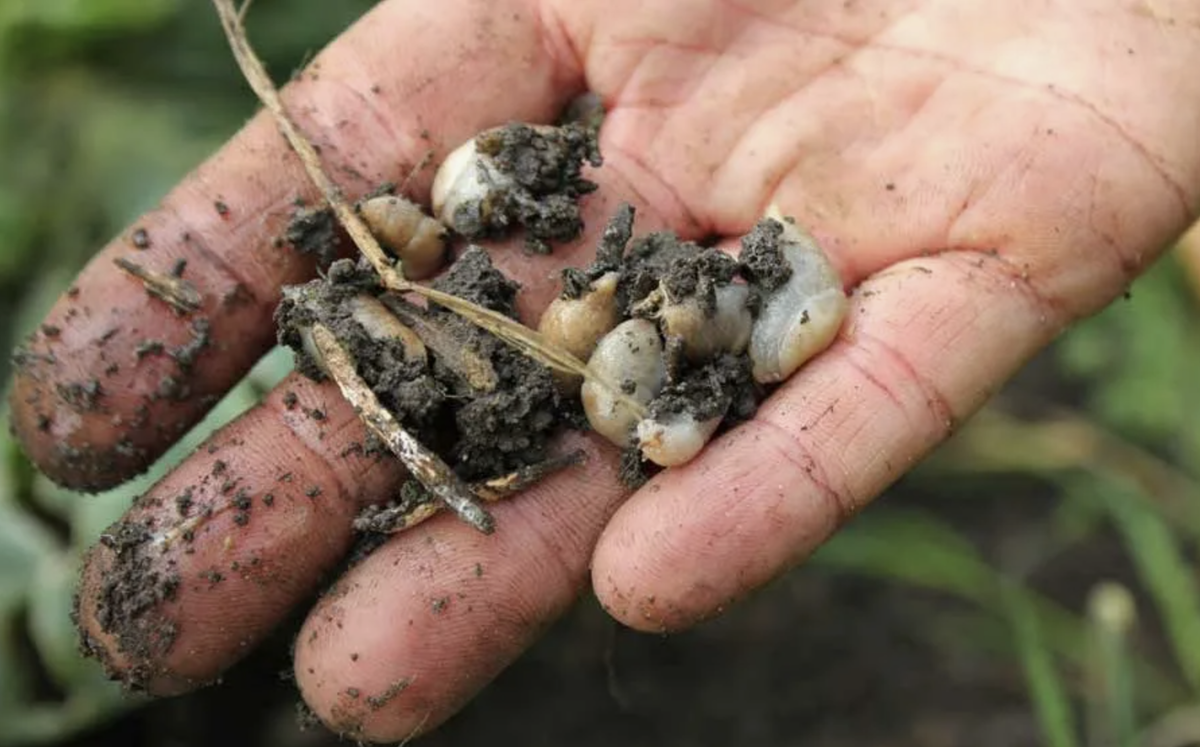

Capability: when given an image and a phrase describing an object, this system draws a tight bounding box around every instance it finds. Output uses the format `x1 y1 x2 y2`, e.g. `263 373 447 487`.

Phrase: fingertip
590 506 732 635
293 434 628 742
6 200 305 492
70 373 404 695
292 526 517 741
75 533 204 696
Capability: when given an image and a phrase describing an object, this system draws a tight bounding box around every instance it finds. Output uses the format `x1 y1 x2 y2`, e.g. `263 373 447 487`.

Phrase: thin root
114 256 202 315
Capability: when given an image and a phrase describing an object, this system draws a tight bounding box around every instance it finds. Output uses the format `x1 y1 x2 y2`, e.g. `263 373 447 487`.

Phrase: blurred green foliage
0 0 379 376
0 1 374 743
813 252 1200 746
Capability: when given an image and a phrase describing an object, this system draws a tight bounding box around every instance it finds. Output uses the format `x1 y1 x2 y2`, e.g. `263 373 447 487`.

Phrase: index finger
8 0 583 491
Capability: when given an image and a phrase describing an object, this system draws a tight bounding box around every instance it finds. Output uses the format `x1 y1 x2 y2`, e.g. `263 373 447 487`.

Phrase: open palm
10 0 1200 741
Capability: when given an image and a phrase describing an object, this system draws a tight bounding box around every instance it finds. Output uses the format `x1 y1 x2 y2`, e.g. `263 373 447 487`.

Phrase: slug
656 283 753 363
745 213 847 384
537 271 621 363
430 122 601 252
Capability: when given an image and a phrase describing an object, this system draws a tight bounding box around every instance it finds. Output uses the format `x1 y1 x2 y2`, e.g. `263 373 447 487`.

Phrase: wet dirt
284 202 347 268
738 217 795 294
560 206 773 481
78 518 182 691
448 122 602 254
277 246 564 494
648 353 758 426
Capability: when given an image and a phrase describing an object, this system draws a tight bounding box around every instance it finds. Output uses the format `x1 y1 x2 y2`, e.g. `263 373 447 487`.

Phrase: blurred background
4 2 1200 746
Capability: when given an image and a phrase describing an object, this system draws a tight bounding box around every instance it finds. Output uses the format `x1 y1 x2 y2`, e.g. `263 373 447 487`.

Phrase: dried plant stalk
114 256 202 314
354 450 586 534
379 296 498 392
210 0 646 420
310 324 494 533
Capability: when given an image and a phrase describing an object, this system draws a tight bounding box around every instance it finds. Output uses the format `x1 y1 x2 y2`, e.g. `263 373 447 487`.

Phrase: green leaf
812 508 996 604
816 508 1186 709
0 505 59 612
1084 582 1138 747
0 0 180 36
1056 257 1200 467
1080 474 1200 695
1002 581 1079 747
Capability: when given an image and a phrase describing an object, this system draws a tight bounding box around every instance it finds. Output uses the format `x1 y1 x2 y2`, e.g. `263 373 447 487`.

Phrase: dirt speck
58 379 103 411
365 678 411 711
284 205 344 267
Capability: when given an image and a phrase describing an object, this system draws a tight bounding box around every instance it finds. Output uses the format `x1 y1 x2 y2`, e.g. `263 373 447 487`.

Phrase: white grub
636 411 723 467
430 136 506 231
431 124 566 234
294 325 327 377
346 294 427 362
537 271 621 362
582 319 666 447
749 212 847 384
358 195 447 280
658 283 753 363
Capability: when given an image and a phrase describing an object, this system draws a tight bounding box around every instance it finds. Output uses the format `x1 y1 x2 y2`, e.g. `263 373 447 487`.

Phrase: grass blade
1082 475 1200 694
1001 579 1080 747
1085 582 1138 747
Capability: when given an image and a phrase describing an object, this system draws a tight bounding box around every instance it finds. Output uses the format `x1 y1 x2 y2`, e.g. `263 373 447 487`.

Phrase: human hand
8 0 1200 741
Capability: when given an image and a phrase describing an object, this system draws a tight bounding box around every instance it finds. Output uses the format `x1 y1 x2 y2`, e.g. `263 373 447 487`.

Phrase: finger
588 250 1071 631
8 0 583 492
294 432 625 742
75 373 402 694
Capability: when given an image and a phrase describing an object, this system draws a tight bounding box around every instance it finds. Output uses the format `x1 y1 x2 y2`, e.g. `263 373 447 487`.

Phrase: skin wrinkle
733 416 853 529
1081 158 1134 286
840 329 957 435
940 249 1065 326
707 4 1199 232
535 0 586 84
304 63 411 161
598 141 707 236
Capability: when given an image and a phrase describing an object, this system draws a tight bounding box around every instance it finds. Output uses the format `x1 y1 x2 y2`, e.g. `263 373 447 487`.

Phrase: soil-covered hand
9 0 1200 740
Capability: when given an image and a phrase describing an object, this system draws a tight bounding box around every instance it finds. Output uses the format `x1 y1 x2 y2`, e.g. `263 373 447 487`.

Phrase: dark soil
648 353 757 425
78 521 182 691
283 203 347 268
738 218 796 293
276 247 565 487
446 122 602 254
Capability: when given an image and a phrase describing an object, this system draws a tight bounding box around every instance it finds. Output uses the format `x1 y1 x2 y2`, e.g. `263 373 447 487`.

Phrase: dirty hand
9 0 1200 741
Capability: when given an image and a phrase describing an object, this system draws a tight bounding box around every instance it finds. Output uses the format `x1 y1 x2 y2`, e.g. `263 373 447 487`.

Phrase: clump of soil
447 122 603 254
283 202 347 268
276 247 563 485
738 217 795 293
